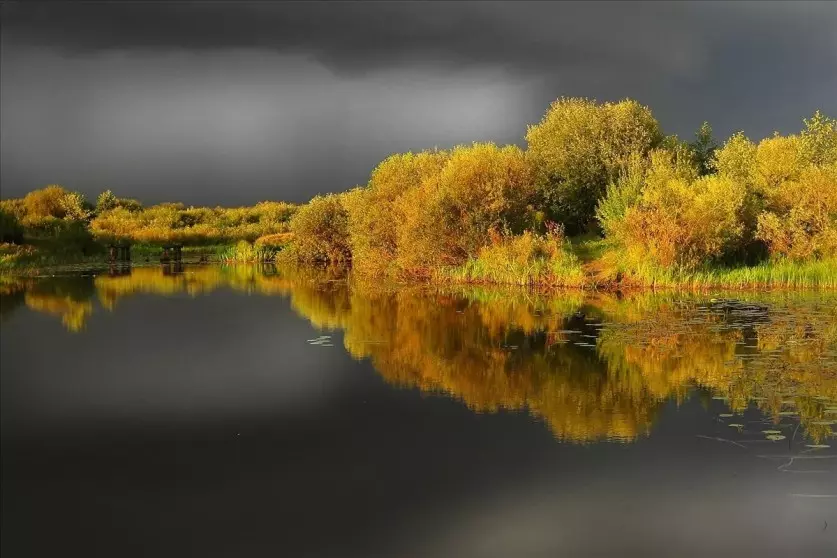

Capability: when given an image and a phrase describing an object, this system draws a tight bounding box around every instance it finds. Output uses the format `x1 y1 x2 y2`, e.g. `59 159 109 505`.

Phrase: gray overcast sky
2 1 836 205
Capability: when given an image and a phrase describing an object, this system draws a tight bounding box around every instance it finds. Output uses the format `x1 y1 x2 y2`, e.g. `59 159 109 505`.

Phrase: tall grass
0 241 105 272
435 232 586 287
616 258 837 290
216 241 277 263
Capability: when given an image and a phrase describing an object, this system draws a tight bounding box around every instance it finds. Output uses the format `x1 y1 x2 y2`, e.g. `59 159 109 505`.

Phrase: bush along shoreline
2 98 836 290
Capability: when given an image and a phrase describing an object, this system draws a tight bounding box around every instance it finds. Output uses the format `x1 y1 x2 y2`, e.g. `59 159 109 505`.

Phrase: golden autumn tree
526 97 662 233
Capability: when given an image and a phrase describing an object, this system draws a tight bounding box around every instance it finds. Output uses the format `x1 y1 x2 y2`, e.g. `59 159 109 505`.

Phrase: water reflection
2 265 836 444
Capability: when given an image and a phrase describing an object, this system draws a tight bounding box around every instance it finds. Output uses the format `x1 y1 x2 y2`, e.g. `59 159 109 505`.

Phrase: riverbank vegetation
0 186 296 271
2 97 835 289
279 99 836 289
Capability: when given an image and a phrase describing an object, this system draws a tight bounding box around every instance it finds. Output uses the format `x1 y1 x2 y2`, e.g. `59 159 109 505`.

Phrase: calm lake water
2 264 836 557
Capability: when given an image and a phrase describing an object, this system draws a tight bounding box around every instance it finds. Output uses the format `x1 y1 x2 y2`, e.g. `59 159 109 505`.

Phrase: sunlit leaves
526 97 662 233
286 193 351 263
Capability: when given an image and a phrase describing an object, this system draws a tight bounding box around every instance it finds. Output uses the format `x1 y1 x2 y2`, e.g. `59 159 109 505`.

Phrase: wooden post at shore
108 242 132 263
160 244 183 264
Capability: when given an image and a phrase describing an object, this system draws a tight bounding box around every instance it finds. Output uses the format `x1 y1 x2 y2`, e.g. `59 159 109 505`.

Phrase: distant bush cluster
89 198 296 245
0 186 297 250
1 185 98 254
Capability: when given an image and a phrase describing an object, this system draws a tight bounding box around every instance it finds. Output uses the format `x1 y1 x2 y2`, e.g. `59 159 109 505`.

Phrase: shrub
21 185 92 224
756 164 837 260
345 150 449 275
255 232 294 248
709 113 837 261
800 110 837 166
394 143 534 275
597 146 698 245
287 193 351 263
0 207 24 244
0 243 38 268
22 185 72 221
620 168 746 270
87 196 296 245
596 152 647 240
753 134 805 195
96 190 119 213
526 97 662 233
97 190 143 214
24 218 99 255
712 132 757 185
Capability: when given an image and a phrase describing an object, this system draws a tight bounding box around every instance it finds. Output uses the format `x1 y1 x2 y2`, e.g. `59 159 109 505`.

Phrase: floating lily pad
766 434 786 441
728 423 744 428
762 430 782 435
805 444 831 449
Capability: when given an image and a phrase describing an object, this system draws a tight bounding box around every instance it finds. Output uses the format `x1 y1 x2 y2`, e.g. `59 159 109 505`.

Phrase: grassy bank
433 239 837 291
0 242 232 275
3 238 835 291
0 237 292 274
216 241 278 263
618 259 837 290
433 232 587 288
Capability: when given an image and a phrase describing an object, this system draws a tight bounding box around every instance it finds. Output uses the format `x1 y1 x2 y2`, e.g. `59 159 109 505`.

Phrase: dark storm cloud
1 1 835 205
6 1 834 78
3 2 643 72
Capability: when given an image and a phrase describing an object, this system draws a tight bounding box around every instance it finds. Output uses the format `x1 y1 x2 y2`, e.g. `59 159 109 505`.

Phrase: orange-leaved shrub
755 164 837 260
344 150 449 276
601 147 744 269
598 110 837 269
286 193 351 263
394 143 534 275
715 112 837 260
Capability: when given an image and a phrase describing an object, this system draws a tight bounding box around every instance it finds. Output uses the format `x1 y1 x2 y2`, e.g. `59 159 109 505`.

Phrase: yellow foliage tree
287 193 351 263
344 150 449 276
394 143 534 274
526 97 662 233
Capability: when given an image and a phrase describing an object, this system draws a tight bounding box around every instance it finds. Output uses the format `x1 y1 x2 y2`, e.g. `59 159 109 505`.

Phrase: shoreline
3 257 835 292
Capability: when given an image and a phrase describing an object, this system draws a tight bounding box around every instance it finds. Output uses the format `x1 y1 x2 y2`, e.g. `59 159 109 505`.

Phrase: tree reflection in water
3 264 835 443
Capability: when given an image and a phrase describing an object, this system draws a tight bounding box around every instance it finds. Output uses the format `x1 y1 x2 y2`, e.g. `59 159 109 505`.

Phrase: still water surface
2 264 836 557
